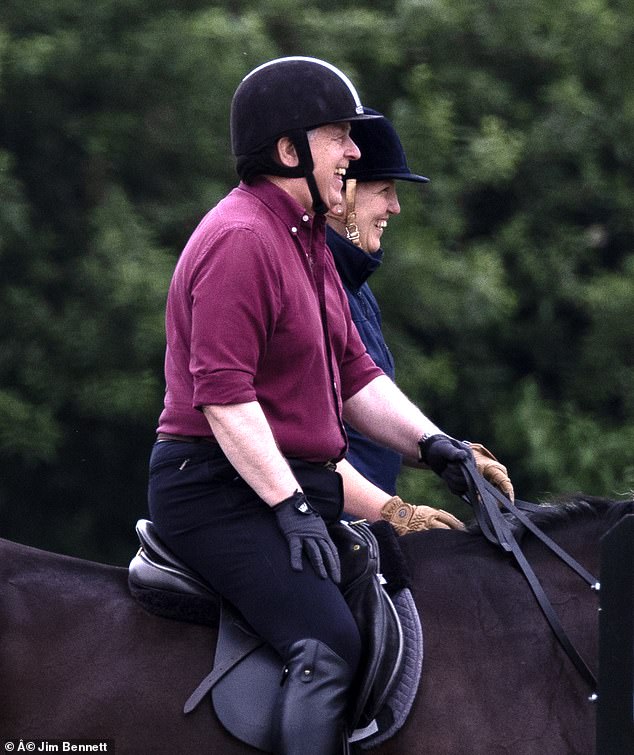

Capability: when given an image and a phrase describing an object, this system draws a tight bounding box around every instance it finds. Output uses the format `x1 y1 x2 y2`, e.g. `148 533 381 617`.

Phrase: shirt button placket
296 215 313 267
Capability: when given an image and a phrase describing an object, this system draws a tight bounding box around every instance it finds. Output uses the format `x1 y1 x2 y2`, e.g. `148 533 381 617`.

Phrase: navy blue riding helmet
346 108 429 184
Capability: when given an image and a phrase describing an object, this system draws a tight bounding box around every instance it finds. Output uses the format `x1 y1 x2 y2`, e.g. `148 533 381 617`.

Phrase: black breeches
147 440 361 673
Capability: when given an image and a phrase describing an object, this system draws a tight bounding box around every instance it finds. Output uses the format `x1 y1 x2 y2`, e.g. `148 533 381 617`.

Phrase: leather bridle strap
477 476 598 588
460 459 598 692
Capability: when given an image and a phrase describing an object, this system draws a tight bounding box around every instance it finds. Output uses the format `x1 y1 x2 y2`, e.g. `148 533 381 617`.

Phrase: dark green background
1 0 632 564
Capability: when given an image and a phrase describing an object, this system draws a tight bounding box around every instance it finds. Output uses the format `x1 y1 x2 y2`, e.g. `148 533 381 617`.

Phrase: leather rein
460 459 599 696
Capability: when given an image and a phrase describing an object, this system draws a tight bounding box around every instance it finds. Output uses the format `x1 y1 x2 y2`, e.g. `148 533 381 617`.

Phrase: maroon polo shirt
157 178 383 462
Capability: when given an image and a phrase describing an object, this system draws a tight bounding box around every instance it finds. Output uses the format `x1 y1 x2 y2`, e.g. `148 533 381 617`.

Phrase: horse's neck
521 515 606 578
401 515 604 598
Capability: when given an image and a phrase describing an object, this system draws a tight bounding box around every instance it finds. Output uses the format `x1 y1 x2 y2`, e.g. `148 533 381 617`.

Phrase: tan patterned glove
380 496 465 536
467 443 515 502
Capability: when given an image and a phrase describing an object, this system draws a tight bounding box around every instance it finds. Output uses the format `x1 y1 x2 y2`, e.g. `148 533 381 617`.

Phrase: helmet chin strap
344 179 361 246
288 129 328 215
236 129 328 215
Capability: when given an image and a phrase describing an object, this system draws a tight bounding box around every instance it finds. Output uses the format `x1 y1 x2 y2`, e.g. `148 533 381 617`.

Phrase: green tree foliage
0 0 275 560
383 0 634 504
0 0 632 561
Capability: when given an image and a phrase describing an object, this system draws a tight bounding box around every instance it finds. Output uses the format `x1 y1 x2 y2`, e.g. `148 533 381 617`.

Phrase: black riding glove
418 434 473 496
273 491 341 583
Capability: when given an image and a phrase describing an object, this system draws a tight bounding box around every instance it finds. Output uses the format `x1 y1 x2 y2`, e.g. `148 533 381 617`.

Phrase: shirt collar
326 226 383 292
238 177 319 236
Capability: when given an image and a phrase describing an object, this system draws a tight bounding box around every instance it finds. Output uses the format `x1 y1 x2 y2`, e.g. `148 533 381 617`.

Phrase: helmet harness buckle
344 179 361 245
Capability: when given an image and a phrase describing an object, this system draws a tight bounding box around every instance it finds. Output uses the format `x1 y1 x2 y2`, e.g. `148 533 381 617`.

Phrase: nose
346 136 361 161
388 187 401 215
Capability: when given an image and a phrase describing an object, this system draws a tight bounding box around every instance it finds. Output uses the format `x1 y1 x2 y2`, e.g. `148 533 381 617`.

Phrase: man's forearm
202 402 300 506
343 375 443 462
335 458 391 521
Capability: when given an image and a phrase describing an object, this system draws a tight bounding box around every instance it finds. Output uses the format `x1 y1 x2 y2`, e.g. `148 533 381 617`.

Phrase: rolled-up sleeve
189 226 280 408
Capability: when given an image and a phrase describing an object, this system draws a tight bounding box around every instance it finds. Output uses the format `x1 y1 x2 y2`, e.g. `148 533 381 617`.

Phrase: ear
275 136 300 168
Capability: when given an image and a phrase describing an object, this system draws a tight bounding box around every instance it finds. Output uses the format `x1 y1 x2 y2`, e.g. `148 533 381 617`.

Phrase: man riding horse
148 55 513 754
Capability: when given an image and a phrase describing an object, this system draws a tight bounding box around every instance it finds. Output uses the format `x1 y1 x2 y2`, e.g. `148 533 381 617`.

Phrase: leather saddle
129 518 419 750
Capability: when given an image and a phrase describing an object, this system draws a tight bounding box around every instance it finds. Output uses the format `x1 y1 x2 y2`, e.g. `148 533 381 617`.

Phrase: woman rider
326 109 514 532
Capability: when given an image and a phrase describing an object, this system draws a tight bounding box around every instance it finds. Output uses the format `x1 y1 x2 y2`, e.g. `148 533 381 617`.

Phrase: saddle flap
185 600 281 753
362 584 404 718
211 646 281 751
330 521 406 731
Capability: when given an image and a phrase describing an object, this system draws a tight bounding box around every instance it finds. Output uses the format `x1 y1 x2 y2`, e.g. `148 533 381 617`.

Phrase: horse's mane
466 493 634 535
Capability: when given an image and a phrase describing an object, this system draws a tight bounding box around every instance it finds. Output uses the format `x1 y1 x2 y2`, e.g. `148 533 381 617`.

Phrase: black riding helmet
230 56 379 214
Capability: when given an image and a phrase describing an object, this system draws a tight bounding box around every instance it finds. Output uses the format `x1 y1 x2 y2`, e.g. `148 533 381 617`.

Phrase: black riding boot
272 638 353 755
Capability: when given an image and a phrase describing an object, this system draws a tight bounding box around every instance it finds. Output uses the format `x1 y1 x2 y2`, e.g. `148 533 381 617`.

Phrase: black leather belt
157 432 218 445
156 436 336 469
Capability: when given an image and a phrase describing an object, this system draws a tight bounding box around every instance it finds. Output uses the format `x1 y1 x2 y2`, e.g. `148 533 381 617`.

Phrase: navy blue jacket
327 227 402 494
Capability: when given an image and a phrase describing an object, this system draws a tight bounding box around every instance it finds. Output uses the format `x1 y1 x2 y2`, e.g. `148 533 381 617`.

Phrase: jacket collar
326 226 383 293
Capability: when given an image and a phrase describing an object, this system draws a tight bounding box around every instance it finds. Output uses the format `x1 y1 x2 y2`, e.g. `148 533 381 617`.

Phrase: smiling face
354 180 401 253
328 179 401 253
307 123 361 211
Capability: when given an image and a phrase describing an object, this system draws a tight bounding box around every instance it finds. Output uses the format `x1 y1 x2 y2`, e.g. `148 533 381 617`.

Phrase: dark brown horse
1 495 629 754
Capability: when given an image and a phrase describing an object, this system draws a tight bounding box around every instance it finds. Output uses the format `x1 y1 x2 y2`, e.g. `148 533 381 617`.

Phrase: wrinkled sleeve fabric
189 225 280 408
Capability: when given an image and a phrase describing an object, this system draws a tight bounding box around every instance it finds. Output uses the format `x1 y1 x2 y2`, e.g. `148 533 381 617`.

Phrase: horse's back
2 497 625 754
0 538 251 754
